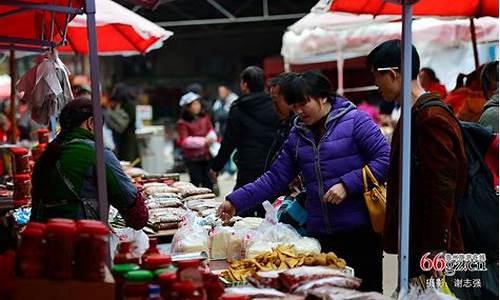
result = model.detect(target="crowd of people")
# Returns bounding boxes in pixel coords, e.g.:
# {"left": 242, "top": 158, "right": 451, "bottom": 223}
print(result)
{"left": 21, "top": 38, "right": 497, "bottom": 299}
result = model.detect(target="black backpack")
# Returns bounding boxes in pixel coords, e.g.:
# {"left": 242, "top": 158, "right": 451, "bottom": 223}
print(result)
{"left": 416, "top": 99, "right": 498, "bottom": 261}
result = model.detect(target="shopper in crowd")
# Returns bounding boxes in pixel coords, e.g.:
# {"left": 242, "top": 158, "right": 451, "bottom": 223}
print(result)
{"left": 31, "top": 98, "right": 148, "bottom": 228}
{"left": 105, "top": 83, "right": 139, "bottom": 162}
{"left": 211, "top": 66, "right": 279, "bottom": 216}
{"left": 265, "top": 72, "right": 297, "bottom": 170}
{"left": 418, "top": 67, "right": 447, "bottom": 99}
{"left": 217, "top": 71, "right": 390, "bottom": 292}
{"left": 445, "top": 67, "right": 485, "bottom": 122}
{"left": 177, "top": 92, "right": 217, "bottom": 189}
{"left": 479, "top": 61, "right": 499, "bottom": 133}
{"left": 367, "top": 40, "right": 467, "bottom": 281}
{"left": 212, "top": 84, "right": 238, "bottom": 136}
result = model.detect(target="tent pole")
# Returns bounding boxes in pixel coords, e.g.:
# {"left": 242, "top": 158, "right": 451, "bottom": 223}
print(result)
{"left": 398, "top": 1, "right": 413, "bottom": 296}
{"left": 9, "top": 49, "right": 16, "bottom": 144}
{"left": 470, "top": 18, "right": 480, "bottom": 70}
{"left": 336, "top": 49, "right": 344, "bottom": 95}
{"left": 86, "top": 0, "right": 108, "bottom": 224}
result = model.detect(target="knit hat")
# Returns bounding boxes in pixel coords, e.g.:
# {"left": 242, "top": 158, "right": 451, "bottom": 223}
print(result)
{"left": 179, "top": 92, "right": 200, "bottom": 107}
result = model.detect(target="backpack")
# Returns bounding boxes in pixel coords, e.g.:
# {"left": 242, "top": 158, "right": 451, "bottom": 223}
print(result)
{"left": 416, "top": 99, "right": 499, "bottom": 261}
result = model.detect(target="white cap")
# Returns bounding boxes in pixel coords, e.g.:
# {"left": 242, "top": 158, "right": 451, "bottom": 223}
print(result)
{"left": 179, "top": 92, "right": 201, "bottom": 106}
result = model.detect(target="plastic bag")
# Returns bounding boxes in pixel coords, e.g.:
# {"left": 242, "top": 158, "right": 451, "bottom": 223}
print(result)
{"left": 110, "top": 227, "right": 149, "bottom": 260}
{"left": 208, "top": 226, "right": 236, "bottom": 260}
{"left": 170, "top": 211, "right": 209, "bottom": 254}
{"left": 399, "top": 279, "right": 458, "bottom": 300}
{"left": 242, "top": 201, "right": 304, "bottom": 258}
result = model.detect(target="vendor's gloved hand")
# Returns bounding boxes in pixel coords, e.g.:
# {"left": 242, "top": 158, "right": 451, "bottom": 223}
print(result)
{"left": 323, "top": 183, "right": 347, "bottom": 205}
{"left": 216, "top": 200, "right": 236, "bottom": 222}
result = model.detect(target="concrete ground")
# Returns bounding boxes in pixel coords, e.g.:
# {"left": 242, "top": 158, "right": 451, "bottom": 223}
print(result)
{"left": 180, "top": 172, "right": 399, "bottom": 296}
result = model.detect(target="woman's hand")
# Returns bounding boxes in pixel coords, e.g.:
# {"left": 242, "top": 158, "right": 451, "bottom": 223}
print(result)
{"left": 216, "top": 200, "right": 236, "bottom": 222}
{"left": 323, "top": 183, "right": 347, "bottom": 204}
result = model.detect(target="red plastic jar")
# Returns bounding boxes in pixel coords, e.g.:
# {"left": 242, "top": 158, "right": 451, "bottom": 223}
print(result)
{"left": 171, "top": 281, "right": 205, "bottom": 300}
{"left": 32, "top": 143, "right": 48, "bottom": 162}
{"left": 112, "top": 264, "right": 140, "bottom": 300}
{"left": 13, "top": 174, "right": 31, "bottom": 201}
{"left": 18, "top": 225, "right": 46, "bottom": 278}
{"left": 45, "top": 222, "right": 77, "bottom": 280}
{"left": 142, "top": 254, "right": 172, "bottom": 271}
{"left": 176, "top": 259, "right": 204, "bottom": 288}
{"left": 123, "top": 270, "right": 153, "bottom": 300}
{"left": 219, "top": 295, "right": 249, "bottom": 300}
{"left": 37, "top": 129, "right": 50, "bottom": 144}
{"left": 159, "top": 271, "right": 177, "bottom": 300}
{"left": 142, "top": 238, "right": 161, "bottom": 261}
{"left": 10, "top": 147, "right": 31, "bottom": 174}
{"left": 47, "top": 218, "right": 76, "bottom": 225}
{"left": 76, "top": 222, "right": 110, "bottom": 281}
{"left": 114, "top": 241, "right": 140, "bottom": 265}
{"left": 204, "top": 273, "right": 224, "bottom": 300}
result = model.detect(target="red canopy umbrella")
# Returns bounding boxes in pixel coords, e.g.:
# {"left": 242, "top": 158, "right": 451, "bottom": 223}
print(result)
{"left": 329, "top": 0, "right": 498, "bottom": 18}
{"left": 57, "top": 0, "right": 172, "bottom": 55}
{"left": 0, "top": 0, "right": 84, "bottom": 51}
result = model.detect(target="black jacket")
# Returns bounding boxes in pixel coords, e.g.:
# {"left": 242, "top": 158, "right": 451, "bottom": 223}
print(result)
{"left": 212, "top": 92, "right": 279, "bottom": 188}
{"left": 264, "top": 116, "right": 295, "bottom": 171}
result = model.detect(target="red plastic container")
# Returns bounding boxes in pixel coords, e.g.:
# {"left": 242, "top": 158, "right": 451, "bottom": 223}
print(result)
{"left": 13, "top": 174, "right": 31, "bottom": 200}
{"left": 114, "top": 241, "right": 140, "bottom": 265}
{"left": 76, "top": 222, "right": 110, "bottom": 281}
{"left": 142, "top": 237, "right": 161, "bottom": 261}
{"left": 142, "top": 255, "right": 172, "bottom": 271}
{"left": 171, "top": 281, "right": 205, "bottom": 300}
{"left": 18, "top": 225, "right": 46, "bottom": 278}
{"left": 219, "top": 295, "right": 249, "bottom": 300}
{"left": 159, "top": 272, "right": 177, "bottom": 300}
{"left": 204, "top": 273, "right": 224, "bottom": 300}
{"left": 123, "top": 270, "right": 153, "bottom": 300}
{"left": 177, "top": 259, "right": 204, "bottom": 288}
{"left": 45, "top": 222, "right": 77, "bottom": 280}
{"left": 37, "top": 129, "right": 50, "bottom": 144}
{"left": 10, "top": 147, "right": 31, "bottom": 174}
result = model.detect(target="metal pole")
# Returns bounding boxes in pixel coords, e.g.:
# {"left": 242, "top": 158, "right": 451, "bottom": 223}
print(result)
{"left": 398, "top": 2, "right": 413, "bottom": 296}
{"left": 470, "top": 18, "right": 480, "bottom": 70}
{"left": 85, "top": 0, "right": 108, "bottom": 223}
{"left": 9, "top": 49, "right": 16, "bottom": 144}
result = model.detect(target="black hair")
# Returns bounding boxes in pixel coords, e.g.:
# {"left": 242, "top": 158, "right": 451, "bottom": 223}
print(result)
{"left": 59, "top": 98, "right": 93, "bottom": 132}
{"left": 282, "top": 71, "right": 334, "bottom": 105}
{"left": 240, "top": 66, "right": 265, "bottom": 93}
{"left": 34, "top": 98, "right": 93, "bottom": 171}
{"left": 480, "top": 61, "right": 499, "bottom": 97}
{"left": 186, "top": 83, "right": 203, "bottom": 95}
{"left": 420, "top": 67, "right": 440, "bottom": 83}
{"left": 366, "top": 39, "right": 420, "bottom": 80}
{"left": 109, "top": 83, "right": 136, "bottom": 104}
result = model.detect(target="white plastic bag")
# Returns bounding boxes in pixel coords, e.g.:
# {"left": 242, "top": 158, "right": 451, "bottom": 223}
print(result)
{"left": 110, "top": 227, "right": 149, "bottom": 261}
{"left": 170, "top": 211, "right": 209, "bottom": 254}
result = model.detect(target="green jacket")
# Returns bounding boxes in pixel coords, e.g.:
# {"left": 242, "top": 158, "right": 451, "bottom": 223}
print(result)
{"left": 31, "top": 128, "right": 138, "bottom": 222}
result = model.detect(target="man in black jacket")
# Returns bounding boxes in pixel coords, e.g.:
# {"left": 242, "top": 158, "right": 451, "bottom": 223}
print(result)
{"left": 211, "top": 66, "right": 279, "bottom": 216}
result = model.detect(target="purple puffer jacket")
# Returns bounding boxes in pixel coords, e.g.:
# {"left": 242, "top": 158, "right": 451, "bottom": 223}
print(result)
{"left": 227, "top": 97, "right": 390, "bottom": 235}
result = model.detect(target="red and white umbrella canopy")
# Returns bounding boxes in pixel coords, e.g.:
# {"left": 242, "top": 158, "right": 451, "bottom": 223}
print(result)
{"left": 328, "top": 0, "right": 499, "bottom": 17}
{"left": 58, "top": 0, "right": 173, "bottom": 55}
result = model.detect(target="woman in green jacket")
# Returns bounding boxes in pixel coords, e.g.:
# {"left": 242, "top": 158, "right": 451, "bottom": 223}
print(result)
{"left": 31, "top": 98, "right": 148, "bottom": 229}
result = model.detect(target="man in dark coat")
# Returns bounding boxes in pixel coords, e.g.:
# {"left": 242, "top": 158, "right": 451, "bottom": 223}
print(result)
{"left": 367, "top": 40, "right": 467, "bottom": 280}
{"left": 211, "top": 66, "right": 279, "bottom": 216}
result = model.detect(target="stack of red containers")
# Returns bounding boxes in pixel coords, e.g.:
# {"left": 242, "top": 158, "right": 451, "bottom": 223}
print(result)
{"left": 10, "top": 147, "right": 32, "bottom": 208}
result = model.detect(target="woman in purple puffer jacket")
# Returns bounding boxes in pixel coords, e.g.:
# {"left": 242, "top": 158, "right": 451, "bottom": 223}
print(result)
{"left": 217, "top": 71, "right": 390, "bottom": 292}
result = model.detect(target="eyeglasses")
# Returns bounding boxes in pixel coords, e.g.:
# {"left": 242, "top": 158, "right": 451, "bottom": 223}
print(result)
{"left": 376, "top": 67, "right": 399, "bottom": 71}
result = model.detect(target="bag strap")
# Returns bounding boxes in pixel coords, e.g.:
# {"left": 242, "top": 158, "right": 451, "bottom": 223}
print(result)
{"left": 56, "top": 160, "right": 80, "bottom": 199}
{"left": 363, "top": 165, "right": 382, "bottom": 190}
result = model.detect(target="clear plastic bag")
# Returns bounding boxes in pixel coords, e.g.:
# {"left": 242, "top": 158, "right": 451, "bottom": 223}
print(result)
{"left": 110, "top": 227, "right": 149, "bottom": 260}
{"left": 170, "top": 211, "right": 209, "bottom": 254}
